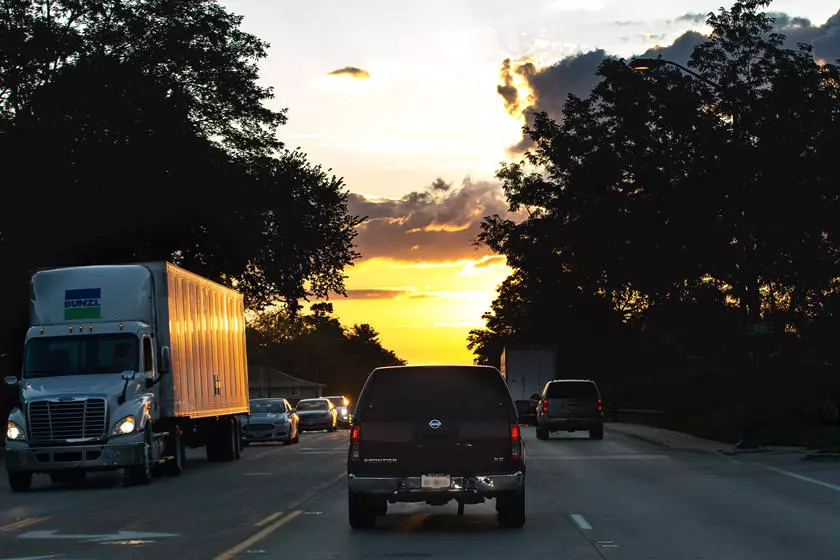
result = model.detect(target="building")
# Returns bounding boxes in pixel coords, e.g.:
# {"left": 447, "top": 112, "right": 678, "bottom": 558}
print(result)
{"left": 248, "top": 365, "right": 325, "bottom": 402}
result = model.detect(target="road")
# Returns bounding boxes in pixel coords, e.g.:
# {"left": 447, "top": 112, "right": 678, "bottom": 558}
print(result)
{"left": 1, "top": 425, "right": 838, "bottom": 560}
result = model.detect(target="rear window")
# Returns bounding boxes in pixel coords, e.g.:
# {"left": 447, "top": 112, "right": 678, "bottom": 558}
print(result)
{"left": 297, "top": 400, "right": 328, "bottom": 411}
{"left": 356, "top": 366, "right": 512, "bottom": 421}
{"left": 545, "top": 381, "right": 599, "bottom": 399}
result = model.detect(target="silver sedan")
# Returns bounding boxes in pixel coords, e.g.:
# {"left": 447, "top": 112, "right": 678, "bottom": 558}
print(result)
{"left": 240, "top": 398, "right": 300, "bottom": 446}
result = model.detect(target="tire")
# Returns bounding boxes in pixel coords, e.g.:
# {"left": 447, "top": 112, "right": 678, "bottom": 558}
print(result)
{"left": 8, "top": 471, "right": 33, "bottom": 492}
{"left": 348, "top": 492, "right": 377, "bottom": 530}
{"left": 537, "top": 426, "right": 548, "bottom": 440}
{"left": 330, "top": 423, "right": 337, "bottom": 433}
{"left": 589, "top": 424, "right": 604, "bottom": 440}
{"left": 164, "top": 426, "right": 185, "bottom": 477}
{"left": 124, "top": 427, "right": 153, "bottom": 486}
{"left": 219, "top": 418, "right": 237, "bottom": 462}
{"left": 233, "top": 418, "right": 242, "bottom": 460}
{"left": 292, "top": 425, "right": 300, "bottom": 444}
{"left": 497, "top": 487, "right": 526, "bottom": 529}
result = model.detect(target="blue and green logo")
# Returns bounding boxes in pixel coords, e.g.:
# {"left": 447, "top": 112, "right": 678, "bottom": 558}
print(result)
{"left": 64, "top": 288, "right": 101, "bottom": 320}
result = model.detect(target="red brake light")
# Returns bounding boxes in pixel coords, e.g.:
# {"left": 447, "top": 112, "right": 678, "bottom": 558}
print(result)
{"left": 510, "top": 423, "right": 521, "bottom": 460}
{"left": 542, "top": 404, "right": 548, "bottom": 413}
{"left": 511, "top": 424, "right": 521, "bottom": 441}
{"left": 350, "top": 424, "right": 361, "bottom": 442}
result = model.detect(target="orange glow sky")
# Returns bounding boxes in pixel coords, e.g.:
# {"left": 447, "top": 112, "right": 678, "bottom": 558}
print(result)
{"left": 222, "top": 0, "right": 837, "bottom": 364}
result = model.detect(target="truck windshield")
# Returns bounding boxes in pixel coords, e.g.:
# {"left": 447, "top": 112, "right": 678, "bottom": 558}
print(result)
{"left": 23, "top": 334, "right": 140, "bottom": 378}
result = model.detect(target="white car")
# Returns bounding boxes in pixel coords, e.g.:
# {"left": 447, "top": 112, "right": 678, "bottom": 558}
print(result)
{"left": 241, "top": 398, "right": 300, "bottom": 445}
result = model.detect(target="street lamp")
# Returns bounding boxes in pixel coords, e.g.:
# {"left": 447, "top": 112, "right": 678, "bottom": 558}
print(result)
{"left": 630, "top": 56, "right": 764, "bottom": 451}
{"left": 628, "top": 57, "right": 720, "bottom": 90}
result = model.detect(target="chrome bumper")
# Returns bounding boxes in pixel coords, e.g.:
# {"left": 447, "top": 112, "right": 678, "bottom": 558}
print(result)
{"left": 348, "top": 471, "right": 524, "bottom": 496}
{"left": 4, "top": 435, "right": 146, "bottom": 472}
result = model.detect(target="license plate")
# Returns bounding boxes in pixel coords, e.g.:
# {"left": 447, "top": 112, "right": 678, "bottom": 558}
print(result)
{"left": 102, "top": 450, "right": 121, "bottom": 461}
{"left": 421, "top": 475, "right": 451, "bottom": 489}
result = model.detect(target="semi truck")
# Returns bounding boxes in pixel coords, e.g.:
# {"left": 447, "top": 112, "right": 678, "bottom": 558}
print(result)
{"left": 4, "top": 262, "right": 250, "bottom": 491}
{"left": 501, "top": 346, "right": 556, "bottom": 401}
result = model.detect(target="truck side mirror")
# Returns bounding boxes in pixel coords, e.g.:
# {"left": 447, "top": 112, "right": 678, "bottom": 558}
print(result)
{"left": 160, "top": 346, "right": 171, "bottom": 374}
{"left": 4, "top": 376, "right": 18, "bottom": 386}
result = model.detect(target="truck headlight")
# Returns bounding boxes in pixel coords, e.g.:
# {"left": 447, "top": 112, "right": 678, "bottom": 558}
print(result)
{"left": 6, "top": 421, "right": 25, "bottom": 441}
{"left": 111, "top": 416, "right": 136, "bottom": 436}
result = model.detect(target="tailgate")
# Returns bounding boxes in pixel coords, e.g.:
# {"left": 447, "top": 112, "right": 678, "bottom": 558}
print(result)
{"left": 547, "top": 398, "right": 598, "bottom": 418}
{"left": 358, "top": 416, "right": 513, "bottom": 476}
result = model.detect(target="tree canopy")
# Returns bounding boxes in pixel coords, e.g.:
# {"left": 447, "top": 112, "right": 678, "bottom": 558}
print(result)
{"left": 471, "top": 0, "right": 840, "bottom": 370}
{"left": 0, "top": 1, "right": 361, "bottom": 366}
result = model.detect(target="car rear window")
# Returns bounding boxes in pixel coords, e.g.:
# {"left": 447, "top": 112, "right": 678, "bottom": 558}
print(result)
{"left": 545, "top": 381, "right": 599, "bottom": 399}
{"left": 356, "top": 366, "right": 512, "bottom": 421}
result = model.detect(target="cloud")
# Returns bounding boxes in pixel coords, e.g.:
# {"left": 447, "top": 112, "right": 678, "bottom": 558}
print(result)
{"left": 349, "top": 178, "right": 525, "bottom": 263}
{"left": 326, "top": 66, "right": 371, "bottom": 80}
{"left": 501, "top": 9, "right": 840, "bottom": 151}
{"left": 675, "top": 13, "right": 708, "bottom": 25}
{"left": 614, "top": 21, "right": 643, "bottom": 27}
{"left": 345, "top": 289, "right": 405, "bottom": 300}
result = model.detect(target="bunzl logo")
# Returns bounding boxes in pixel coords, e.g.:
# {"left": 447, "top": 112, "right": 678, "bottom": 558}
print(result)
{"left": 64, "top": 288, "right": 101, "bottom": 320}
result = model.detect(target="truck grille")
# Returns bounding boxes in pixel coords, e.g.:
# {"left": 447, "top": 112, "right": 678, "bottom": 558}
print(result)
{"left": 28, "top": 399, "right": 108, "bottom": 441}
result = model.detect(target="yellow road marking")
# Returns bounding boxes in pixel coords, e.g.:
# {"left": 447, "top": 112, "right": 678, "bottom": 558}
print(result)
{"left": 254, "top": 511, "right": 284, "bottom": 528}
{"left": 0, "top": 517, "right": 49, "bottom": 532}
{"left": 214, "top": 510, "right": 301, "bottom": 560}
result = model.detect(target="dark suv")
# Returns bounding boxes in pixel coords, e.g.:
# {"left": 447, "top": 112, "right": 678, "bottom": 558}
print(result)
{"left": 536, "top": 379, "right": 604, "bottom": 440}
{"left": 347, "top": 365, "right": 526, "bottom": 529}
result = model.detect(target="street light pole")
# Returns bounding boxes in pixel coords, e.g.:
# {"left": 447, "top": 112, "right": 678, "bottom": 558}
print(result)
{"left": 628, "top": 58, "right": 721, "bottom": 90}
{"left": 627, "top": 56, "right": 761, "bottom": 451}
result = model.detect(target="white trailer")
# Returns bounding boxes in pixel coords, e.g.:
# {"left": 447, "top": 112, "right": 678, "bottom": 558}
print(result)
{"left": 4, "top": 262, "right": 250, "bottom": 491}
{"left": 501, "top": 346, "right": 556, "bottom": 401}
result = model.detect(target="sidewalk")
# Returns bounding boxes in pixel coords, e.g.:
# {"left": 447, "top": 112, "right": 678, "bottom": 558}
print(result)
{"left": 608, "top": 422, "right": 806, "bottom": 456}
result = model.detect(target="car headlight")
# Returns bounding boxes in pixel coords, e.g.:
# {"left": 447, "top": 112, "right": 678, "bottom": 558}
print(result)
{"left": 6, "top": 421, "right": 25, "bottom": 441}
{"left": 111, "top": 416, "right": 136, "bottom": 436}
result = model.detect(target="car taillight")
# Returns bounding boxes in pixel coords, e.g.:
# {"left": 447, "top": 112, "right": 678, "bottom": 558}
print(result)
{"left": 511, "top": 423, "right": 521, "bottom": 460}
{"left": 542, "top": 401, "right": 548, "bottom": 413}
{"left": 597, "top": 398, "right": 603, "bottom": 412}
{"left": 350, "top": 424, "right": 361, "bottom": 461}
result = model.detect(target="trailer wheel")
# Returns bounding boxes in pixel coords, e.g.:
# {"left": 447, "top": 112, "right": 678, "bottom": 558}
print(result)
{"left": 233, "top": 418, "right": 242, "bottom": 460}
{"left": 218, "top": 417, "right": 237, "bottom": 462}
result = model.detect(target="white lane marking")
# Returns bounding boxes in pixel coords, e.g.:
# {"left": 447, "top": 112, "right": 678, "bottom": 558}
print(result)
{"left": 571, "top": 514, "right": 592, "bottom": 530}
{"left": 18, "top": 530, "right": 177, "bottom": 542}
{"left": 765, "top": 466, "right": 840, "bottom": 493}
{"left": 0, "top": 517, "right": 50, "bottom": 532}
{"left": 526, "top": 454, "right": 668, "bottom": 460}
{"left": 254, "top": 512, "right": 284, "bottom": 528}
{"left": 213, "top": 511, "right": 301, "bottom": 560}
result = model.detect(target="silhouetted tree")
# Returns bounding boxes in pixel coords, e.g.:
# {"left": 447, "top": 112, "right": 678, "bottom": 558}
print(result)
{"left": 474, "top": 0, "right": 840, "bottom": 371}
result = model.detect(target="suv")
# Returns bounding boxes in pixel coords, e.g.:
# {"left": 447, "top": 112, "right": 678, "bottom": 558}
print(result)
{"left": 536, "top": 379, "right": 604, "bottom": 440}
{"left": 346, "top": 365, "right": 526, "bottom": 529}
{"left": 325, "top": 395, "right": 352, "bottom": 428}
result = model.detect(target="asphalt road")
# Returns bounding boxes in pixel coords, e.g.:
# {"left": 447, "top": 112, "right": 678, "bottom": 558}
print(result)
{"left": 1, "top": 425, "right": 838, "bottom": 560}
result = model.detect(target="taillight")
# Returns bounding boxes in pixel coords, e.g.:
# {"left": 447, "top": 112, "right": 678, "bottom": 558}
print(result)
{"left": 511, "top": 423, "right": 521, "bottom": 460}
{"left": 597, "top": 398, "right": 603, "bottom": 412}
{"left": 350, "top": 424, "right": 361, "bottom": 462}
{"left": 542, "top": 400, "right": 548, "bottom": 413}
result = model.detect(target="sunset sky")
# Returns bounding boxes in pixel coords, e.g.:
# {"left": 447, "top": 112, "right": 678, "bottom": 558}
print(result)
{"left": 222, "top": 0, "right": 840, "bottom": 364}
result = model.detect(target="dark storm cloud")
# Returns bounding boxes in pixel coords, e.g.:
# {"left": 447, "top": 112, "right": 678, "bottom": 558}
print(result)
{"left": 349, "top": 179, "right": 524, "bottom": 263}
{"left": 502, "top": 9, "right": 840, "bottom": 151}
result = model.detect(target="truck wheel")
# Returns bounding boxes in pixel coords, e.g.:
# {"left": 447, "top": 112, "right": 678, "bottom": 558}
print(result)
{"left": 348, "top": 492, "right": 377, "bottom": 530}
{"left": 218, "top": 418, "right": 237, "bottom": 462}
{"left": 589, "top": 424, "right": 604, "bottom": 440}
{"left": 164, "top": 426, "right": 185, "bottom": 476}
{"left": 8, "top": 471, "right": 33, "bottom": 492}
{"left": 497, "top": 487, "right": 526, "bottom": 529}
{"left": 124, "top": 427, "right": 153, "bottom": 486}
{"left": 233, "top": 418, "right": 242, "bottom": 460}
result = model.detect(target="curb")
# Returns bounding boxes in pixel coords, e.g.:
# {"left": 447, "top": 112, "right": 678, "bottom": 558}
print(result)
{"left": 803, "top": 452, "right": 840, "bottom": 462}
{"left": 607, "top": 424, "right": 723, "bottom": 455}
